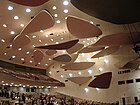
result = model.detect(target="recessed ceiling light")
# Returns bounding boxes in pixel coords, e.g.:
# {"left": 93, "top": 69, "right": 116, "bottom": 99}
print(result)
{"left": 99, "top": 67, "right": 103, "bottom": 71}
{"left": 38, "top": 62, "right": 40, "bottom": 65}
{"left": 65, "top": 17, "right": 68, "bottom": 19}
{"left": 4, "top": 53, "right": 7, "bottom": 55}
{"left": 61, "top": 38, "right": 64, "bottom": 40}
{"left": 84, "top": 88, "right": 89, "bottom": 92}
{"left": 14, "top": 16, "right": 19, "bottom": 20}
{"left": 90, "top": 21, "right": 94, "bottom": 24}
{"left": 45, "top": 43, "right": 48, "bottom": 45}
{"left": 63, "top": 9, "right": 68, "bottom": 13}
{"left": 78, "top": 72, "right": 82, "bottom": 75}
{"left": 45, "top": 34, "right": 48, "bottom": 37}
{"left": 52, "top": 6, "right": 57, "bottom": 10}
{"left": 20, "top": 24, "right": 24, "bottom": 27}
{"left": 29, "top": 60, "right": 32, "bottom": 63}
{"left": 54, "top": 86, "right": 57, "bottom": 89}
{"left": 60, "top": 75, "right": 64, "bottom": 78}
{"left": 56, "top": 20, "right": 61, "bottom": 23}
{"left": 45, "top": 64, "right": 48, "bottom": 66}
{"left": 96, "top": 88, "right": 100, "bottom": 91}
{"left": 54, "top": 14, "right": 58, "bottom": 17}
{"left": 39, "top": 40, "right": 42, "bottom": 42}
{"left": 3, "top": 24, "right": 7, "bottom": 27}
{"left": 55, "top": 42, "right": 59, "bottom": 44}
{"left": 32, "top": 35, "right": 36, "bottom": 38}
{"left": 49, "top": 71, "right": 52, "bottom": 74}
{"left": 104, "top": 59, "right": 109, "bottom": 64}
{"left": 40, "top": 30, "right": 44, "bottom": 33}
{"left": 69, "top": 73, "right": 73, "bottom": 77}
{"left": 8, "top": 6, "right": 13, "bottom": 10}
{"left": 10, "top": 31, "right": 15, "bottom": 35}
{"left": 2, "top": 81, "right": 4, "bottom": 83}
{"left": 18, "top": 48, "right": 22, "bottom": 51}
{"left": 49, "top": 58, "right": 52, "bottom": 60}
{"left": 26, "top": 51, "right": 30, "bottom": 54}
{"left": 88, "top": 70, "right": 92, "bottom": 74}
{"left": 12, "top": 55, "right": 16, "bottom": 59}
{"left": 33, "top": 45, "right": 35, "bottom": 47}
{"left": 21, "top": 58, "right": 24, "bottom": 61}
{"left": 63, "top": 1, "right": 69, "bottom": 5}
{"left": 51, "top": 38, "right": 53, "bottom": 41}
{"left": 26, "top": 8, "right": 31, "bottom": 12}
{"left": 1, "top": 39, "right": 5, "bottom": 43}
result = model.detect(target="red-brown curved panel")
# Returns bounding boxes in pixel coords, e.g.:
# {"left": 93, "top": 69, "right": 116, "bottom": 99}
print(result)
{"left": 88, "top": 72, "right": 112, "bottom": 89}
{"left": 53, "top": 54, "right": 72, "bottom": 62}
{"left": 61, "top": 62, "right": 95, "bottom": 70}
{"left": 67, "top": 76, "right": 92, "bottom": 85}
{"left": 36, "top": 39, "right": 79, "bottom": 50}
{"left": 92, "top": 33, "right": 140, "bottom": 47}
{"left": 71, "top": 0, "right": 140, "bottom": 24}
{"left": 67, "top": 16, "right": 102, "bottom": 38}
{"left": 12, "top": 35, "right": 31, "bottom": 50}
{"left": 9, "top": 0, "right": 50, "bottom": 6}
{"left": 45, "top": 50, "right": 57, "bottom": 56}
{"left": 78, "top": 46, "right": 105, "bottom": 53}
{"left": 66, "top": 43, "right": 84, "bottom": 54}
{"left": 91, "top": 46, "right": 120, "bottom": 58}
{"left": 33, "top": 50, "right": 44, "bottom": 64}
{"left": 21, "top": 10, "right": 54, "bottom": 35}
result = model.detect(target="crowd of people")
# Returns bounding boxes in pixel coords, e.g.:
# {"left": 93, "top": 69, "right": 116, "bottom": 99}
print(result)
{"left": 0, "top": 87, "right": 115, "bottom": 105}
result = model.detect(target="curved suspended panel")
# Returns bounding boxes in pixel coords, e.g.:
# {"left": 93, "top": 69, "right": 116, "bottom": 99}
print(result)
{"left": 67, "top": 16, "right": 102, "bottom": 38}
{"left": 91, "top": 46, "right": 120, "bottom": 58}
{"left": 36, "top": 39, "right": 79, "bottom": 50}
{"left": 67, "top": 76, "right": 92, "bottom": 85}
{"left": 45, "top": 50, "right": 57, "bottom": 56}
{"left": 78, "top": 46, "right": 105, "bottom": 53}
{"left": 33, "top": 50, "right": 44, "bottom": 64}
{"left": 21, "top": 10, "right": 54, "bottom": 35}
{"left": 71, "top": 0, "right": 140, "bottom": 24}
{"left": 53, "top": 54, "right": 72, "bottom": 62}
{"left": 12, "top": 35, "right": 31, "bottom": 50}
{"left": 9, "top": 0, "right": 50, "bottom": 6}
{"left": 121, "top": 58, "right": 140, "bottom": 69}
{"left": 61, "top": 62, "right": 95, "bottom": 70}
{"left": 92, "top": 33, "right": 140, "bottom": 47}
{"left": 88, "top": 72, "right": 112, "bottom": 89}
{"left": 70, "top": 54, "right": 79, "bottom": 63}
{"left": 67, "top": 43, "right": 84, "bottom": 54}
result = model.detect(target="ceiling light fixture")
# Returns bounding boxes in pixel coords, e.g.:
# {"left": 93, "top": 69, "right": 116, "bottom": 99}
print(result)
{"left": 26, "top": 8, "right": 31, "bottom": 12}
{"left": 56, "top": 20, "right": 61, "bottom": 23}
{"left": 1, "top": 39, "right": 5, "bottom": 43}
{"left": 64, "top": 9, "right": 69, "bottom": 13}
{"left": 3, "top": 24, "right": 7, "bottom": 27}
{"left": 88, "top": 70, "right": 92, "bottom": 74}
{"left": 32, "top": 35, "right": 36, "bottom": 38}
{"left": 63, "top": 1, "right": 69, "bottom": 5}
{"left": 20, "top": 24, "right": 24, "bottom": 27}
{"left": 54, "top": 14, "right": 58, "bottom": 17}
{"left": 52, "top": 6, "right": 57, "bottom": 10}
{"left": 8, "top": 6, "right": 13, "bottom": 10}
{"left": 14, "top": 16, "right": 19, "bottom": 20}
{"left": 10, "top": 31, "right": 15, "bottom": 35}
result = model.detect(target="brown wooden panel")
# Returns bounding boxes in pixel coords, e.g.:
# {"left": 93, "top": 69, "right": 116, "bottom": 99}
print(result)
{"left": 12, "top": 35, "right": 30, "bottom": 50}
{"left": 92, "top": 33, "right": 140, "bottom": 47}
{"left": 67, "top": 16, "right": 102, "bottom": 38}
{"left": 45, "top": 50, "right": 57, "bottom": 56}
{"left": 67, "top": 43, "right": 84, "bottom": 54}
{"left": 33, "top": 50, "right": 44, "bottom": 64}
{"left": 9, "top": 0, "right": 50, "bottom": 6}
{"left": 91, "top": 46, "right": 120, "bottom": 58}
{"left": 61, "top": 62, "right": 95, "bottom": 70}
{"left": 78, "top": 46, "right": 105, "bottom": 53}
{"left": 88, "top": 72, "right": 112, "bottom": 89}
{"left": 67, "top": 76, "right": 92, "bottom": 85}
{"left": 21, "top": 10, "right": 54, "bottom": 35}
{"left": 36, "top": 39, "right": 79, "bottom": 50}
{"left": 53, "top": 54, "right": 72, "bottom": 62}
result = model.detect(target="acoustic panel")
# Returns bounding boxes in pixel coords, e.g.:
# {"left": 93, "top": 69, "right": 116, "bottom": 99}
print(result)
{"left": 45, "top": 50, "right": 57, "bottom": 56}
{"left": 33, "top": 50, "right": 44, "bottom": 64}
{"left": 9, "top": 0, "right": 50, "bottom": 6}
{"left": 21, "top": 10, "right": 54, "bottom": 35}
{"left": 36, "top": 39, "right": 79, "bottom": 50}
{"left": 88, "top": 72, "right": 112, "bottom": 89}
{"left": 67, "top": 76, "right": 92, "bottom": 85}
{"left": 67, "top": 16, "right": 102, "bottom": 38}
{"left": 53, "top": 54, "right": 72, "bottom": 62}
{"left": 61, "top": 62, "right": 95, "bottom": 70}
{"left": 12, "top": 35, "right": 30, "bottom": 50}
